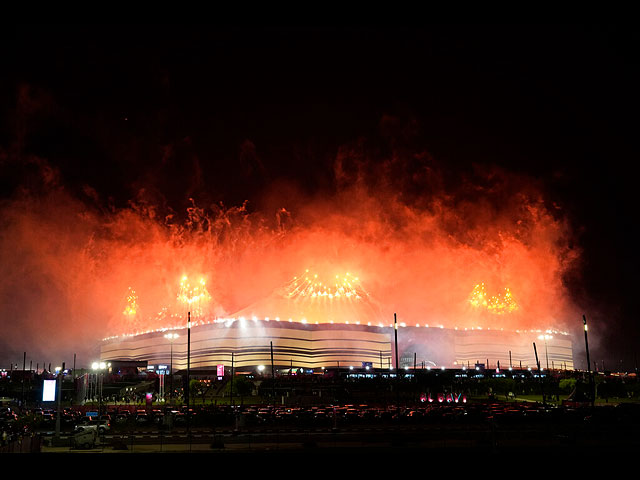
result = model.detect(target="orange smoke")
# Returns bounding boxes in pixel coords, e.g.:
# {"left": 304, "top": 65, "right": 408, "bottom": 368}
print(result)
{"left": 0, "top": 151, "right": 581, "bottom": 363}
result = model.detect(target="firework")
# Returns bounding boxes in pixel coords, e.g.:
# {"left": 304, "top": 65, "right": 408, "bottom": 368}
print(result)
{"left": 122, "top": 287, "right": 138, "bottom": 317}
{"left": 226, "top": 267, "right": 385, "bottom": 326}
{"left": 286, "top": 269, "right": 368, "bottom": 300}
{"left": 177, "top": 275, "right": 212, "bottom": 318}
{"left": 469, "top": 283, "right": 518, "bottom": 315}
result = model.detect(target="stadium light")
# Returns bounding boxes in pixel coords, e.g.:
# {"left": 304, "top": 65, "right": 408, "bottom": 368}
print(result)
{"left": 91, "top": 360, "right": 108, "bottom": 419}
{"left": 164, "top": 333, "right": 179, "bottom": 405}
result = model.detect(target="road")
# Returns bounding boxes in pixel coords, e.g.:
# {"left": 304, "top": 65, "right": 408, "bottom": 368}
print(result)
{"left": 38, "top": 418, "right": 640, "bottom": 454}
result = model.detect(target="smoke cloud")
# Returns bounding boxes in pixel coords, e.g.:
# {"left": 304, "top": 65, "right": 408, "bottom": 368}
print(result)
{"left": 0, "top": 130, "right": 582, "bottom": 368}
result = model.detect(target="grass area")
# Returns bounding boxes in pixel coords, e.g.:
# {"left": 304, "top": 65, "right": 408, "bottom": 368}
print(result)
{"left": 478, "top": 394, "right": 639, "bottom": 406}
{"left": 188, "top": 395, "right": 268, "bottom": 406}
{"left": 511, "top": 394, "right": 568, "bottom": 406}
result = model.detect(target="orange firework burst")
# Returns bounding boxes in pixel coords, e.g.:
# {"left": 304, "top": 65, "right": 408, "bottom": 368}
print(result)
{"left": 286, "top": 269, "right": 368, "bottom": 300}
{"left": 230, "top": 267, "right": 385, "bottom": 326}
{"left": 177, "top": 275, "right": 212, "bottom": 317}
{"left": 469, "top": 283, "right": 518, "bottom": 315}
{"left": 122, "top": 287, "right": 138, "bottom": 317}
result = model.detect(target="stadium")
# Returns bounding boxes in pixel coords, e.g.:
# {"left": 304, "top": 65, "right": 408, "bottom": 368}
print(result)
{"left": 100, "top": 270, "right": 575, "bottom": 373}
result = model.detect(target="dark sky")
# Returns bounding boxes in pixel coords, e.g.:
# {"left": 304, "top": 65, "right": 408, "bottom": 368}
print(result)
{"left": 2, "top": 24, "right": 638, "bottom": 370}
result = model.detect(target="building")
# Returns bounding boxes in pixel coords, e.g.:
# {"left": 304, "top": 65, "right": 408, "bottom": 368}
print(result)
{"left": 101, "top": 270, "right": 574, "bottom": 373}
{"left": 100, "top": 319, "right": 573, "bottom": 373}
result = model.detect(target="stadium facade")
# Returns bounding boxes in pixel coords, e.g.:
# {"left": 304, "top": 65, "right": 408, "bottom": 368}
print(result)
{"left": 100, "top": 318, "right": 574, "bottom": 372}
{"left": 101, "top": 270, "right": 575, "bottom": 372}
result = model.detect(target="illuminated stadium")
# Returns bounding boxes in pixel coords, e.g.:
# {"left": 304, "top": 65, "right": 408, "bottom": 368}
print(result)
{"left": 100, "top": 270, "right": 575, "bottom": 372}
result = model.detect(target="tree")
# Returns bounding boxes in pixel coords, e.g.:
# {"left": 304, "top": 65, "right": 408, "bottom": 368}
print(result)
{"left": 559, "top": 378, "right": 576, "bottom": 394}
{"left": 234, "top": 376, "right": 253, "bottom": 405}
{"left": 189, "top": 379, "right": 211, "bottom": 405}
{"left": 222, "top": 375, "right": 253, "bottom": 405}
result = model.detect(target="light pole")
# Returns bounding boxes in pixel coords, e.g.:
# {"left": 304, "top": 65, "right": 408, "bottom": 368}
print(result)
{"left": 55, "top": 363, "right": 65, "bottom": 439}
{"left": 186, "top": 311, "right": 191, "bottom": 436}
{"left": 164, "top": 333, "right": 179, "bottom": 405}
{"left": 394, "top": 313, "right": 399, "bottom": 373}
{"left": 583, "top": 315, "right": 595, "bottom": 408}
{"left": 533, "top": 343, "right": 546, "bottom": 407}
{"left": 91, "top": 361, "right": 109, "bottom": 417}
{"left": 538, "top": 334, "right": 552, "bottom": 370}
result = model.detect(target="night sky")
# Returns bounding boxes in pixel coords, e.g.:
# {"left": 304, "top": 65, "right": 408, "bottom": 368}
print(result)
{"left": 1, "top": 24, "right": 638, "bottom": 370}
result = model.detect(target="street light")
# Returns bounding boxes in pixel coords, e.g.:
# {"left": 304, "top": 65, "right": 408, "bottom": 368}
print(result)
{"left": 186, "top": 311, "right": 191, "bottom": 434}
{"left": 538, "top": 334, "right": 553, "bottom": 370}
{"left": 583, "top": 315, "right": 595, "bottom": 408}
{"left": 164, "top": 333, "right": 179, "bottom": 405}
{"left": 91, "top": 361, "right": 109, "bottom": 417}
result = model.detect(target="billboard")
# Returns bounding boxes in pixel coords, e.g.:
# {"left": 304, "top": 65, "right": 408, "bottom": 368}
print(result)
{"left": 42, "top": 379, "right": 56, "bottom": 402}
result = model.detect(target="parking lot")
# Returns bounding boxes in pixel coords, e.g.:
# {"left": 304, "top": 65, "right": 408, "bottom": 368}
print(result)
{"left": 4, "top": 400, "right": 640, "bottom": 453}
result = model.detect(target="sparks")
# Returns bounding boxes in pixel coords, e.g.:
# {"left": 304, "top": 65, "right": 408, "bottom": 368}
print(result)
{"left": 469, "top": 283, "right": 518, "bottom": 315}
{"left": 122, "top": 287, "right": 138, "bottom": 317}
{"left": 286, "top": 269, "right": 368, "bottom": 300}
{"left": 177, "top": 275, "right": 212, "bottom": 319}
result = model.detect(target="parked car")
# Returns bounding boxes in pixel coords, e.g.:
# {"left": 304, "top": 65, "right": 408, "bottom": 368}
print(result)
{"left": 79, "top": 417, "right": 111, "bottom": 434}
{"left": 135, "top": 411, "right": 149, "bottom": 425}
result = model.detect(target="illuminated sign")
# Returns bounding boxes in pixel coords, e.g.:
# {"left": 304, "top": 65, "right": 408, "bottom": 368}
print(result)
{"left": 421, "top": 392, "right": 467, "bottom": 404}
{"left": 42, "top": 380, "right": 57, "bottom": 402}
{"left": 217, "top": 364, "right": 224, "bottom": 377}
{"left": 147, "top": 364, "right": 169, "bottom": 374}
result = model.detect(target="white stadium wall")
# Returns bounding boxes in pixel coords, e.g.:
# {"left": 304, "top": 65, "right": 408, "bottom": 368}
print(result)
{"left": 101, "top": 320, "right": 393, "bottom": 370}
{"left": 397, "top": 327, "right": 574, "bottom": 370}
{"left": 101, "top": 319, "right": 574, "bottom": 371}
